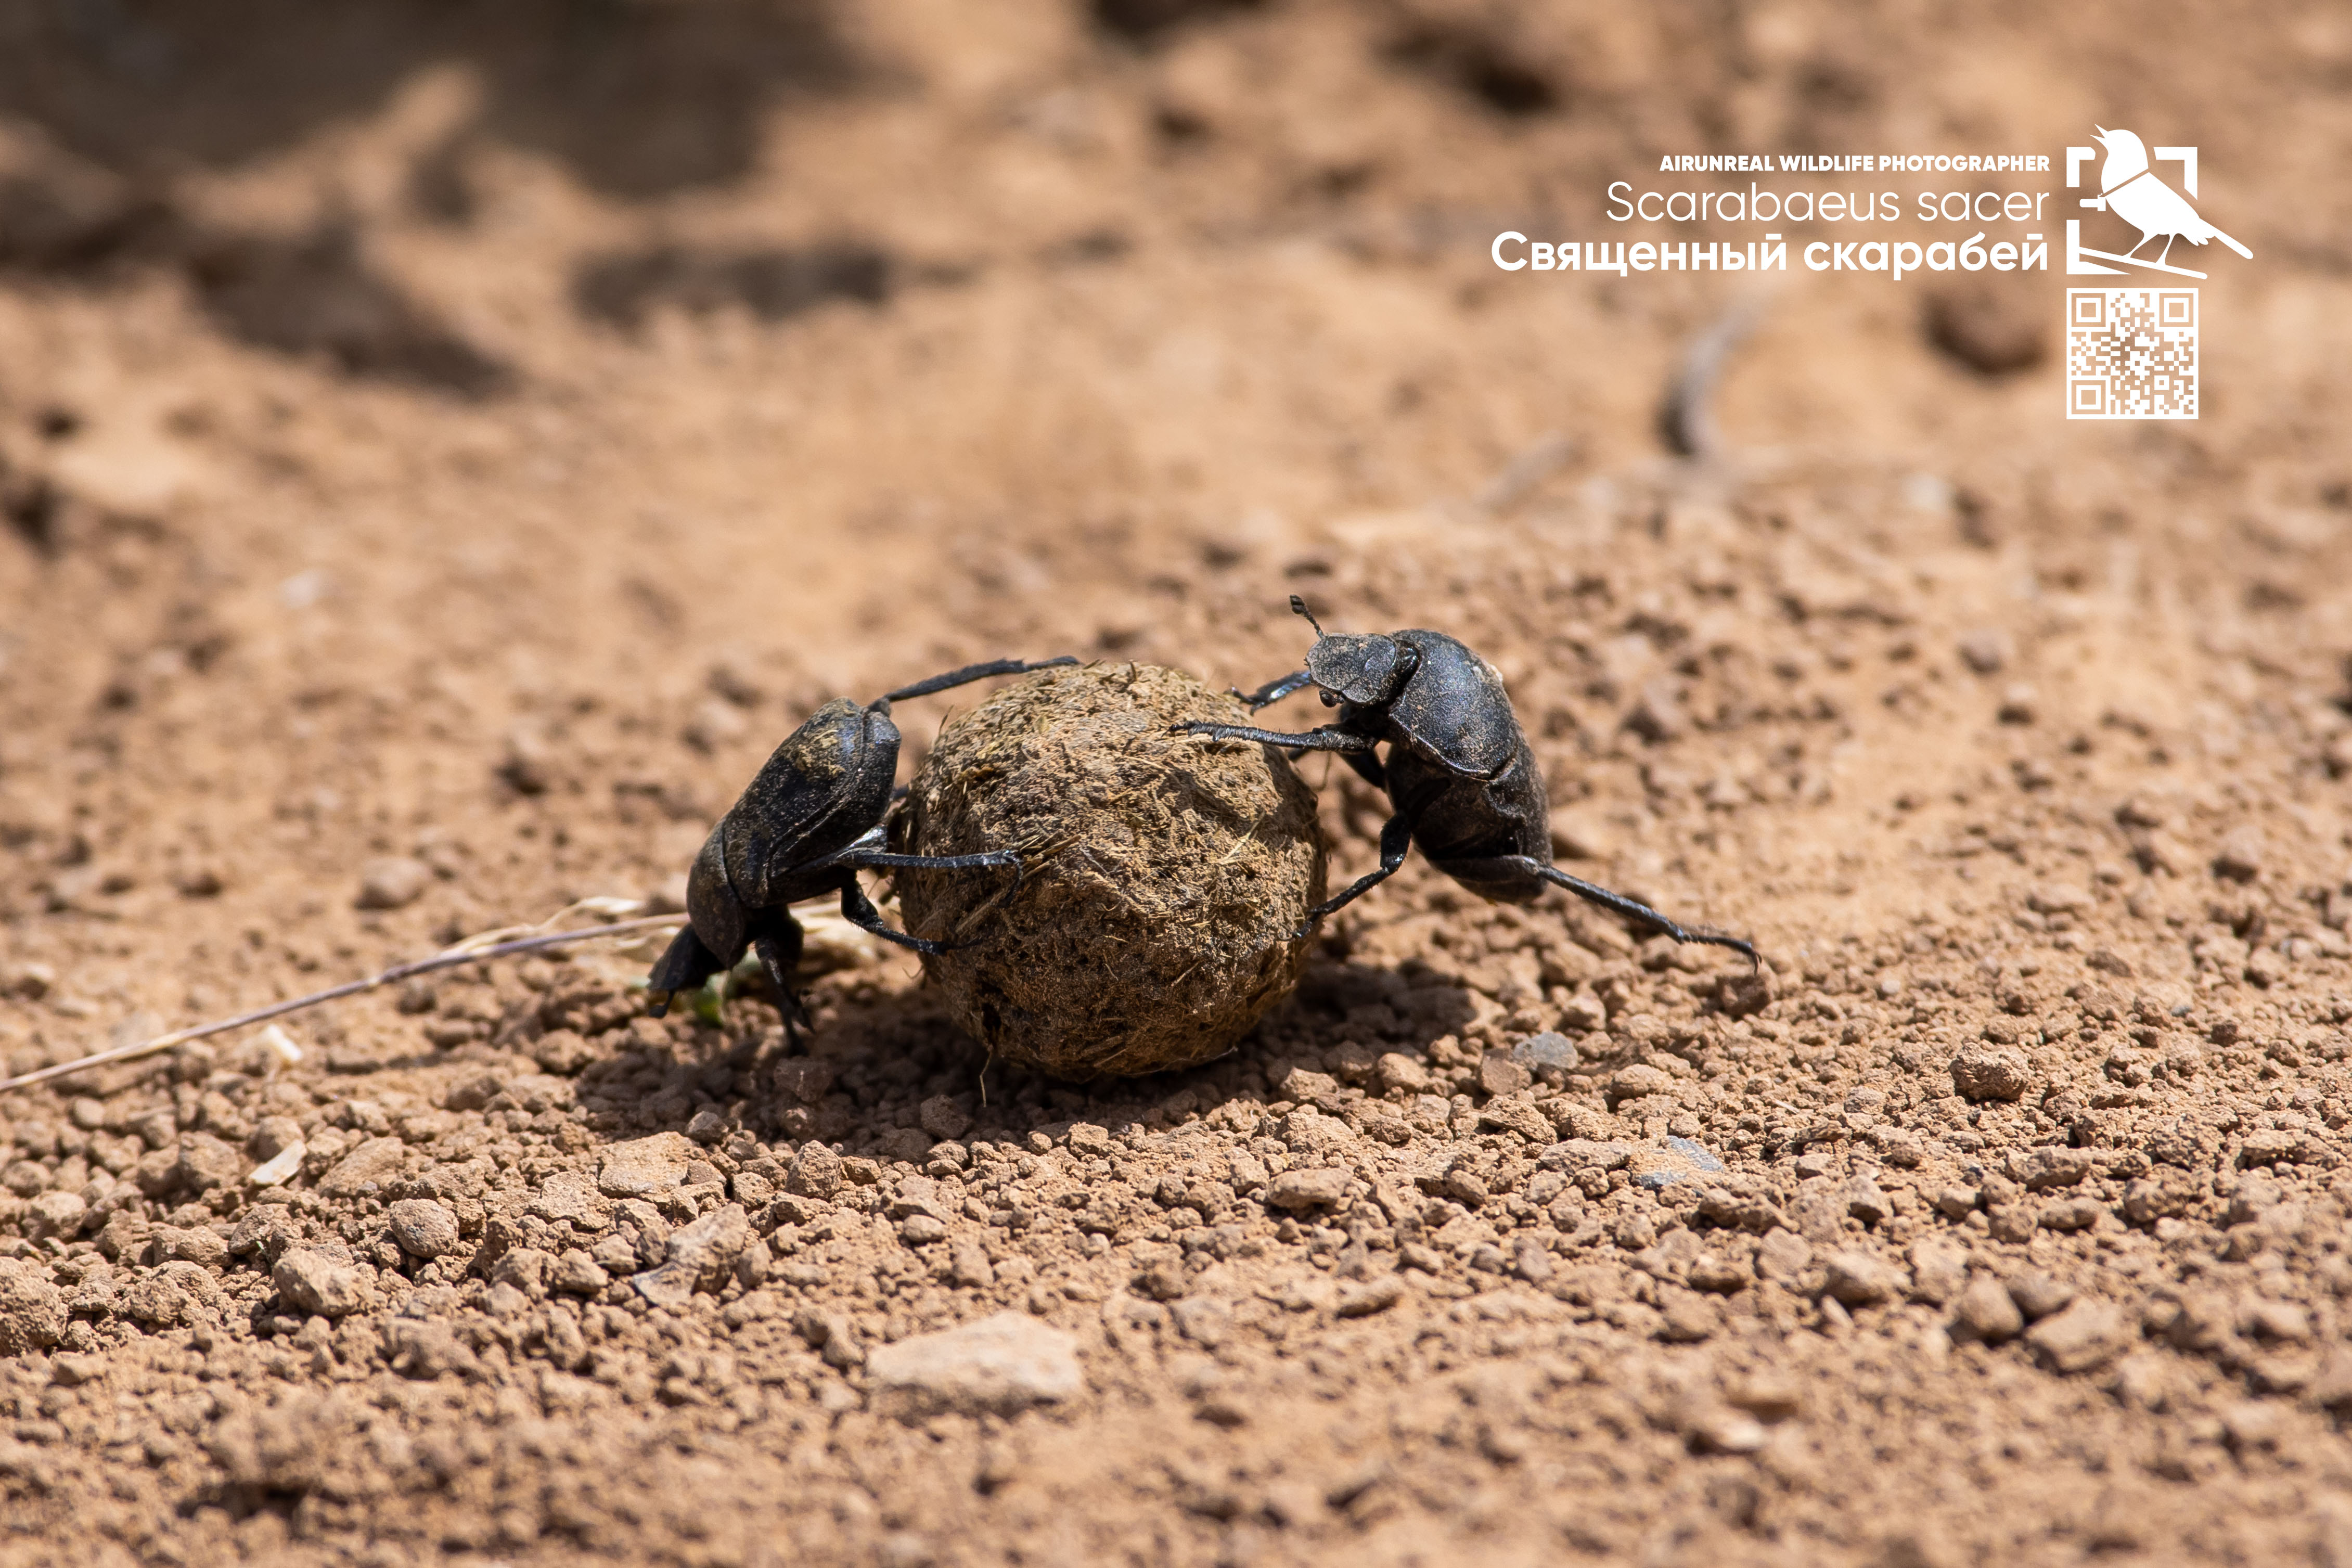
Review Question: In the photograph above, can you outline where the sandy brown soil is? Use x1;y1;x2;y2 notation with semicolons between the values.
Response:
4;2;2352;1564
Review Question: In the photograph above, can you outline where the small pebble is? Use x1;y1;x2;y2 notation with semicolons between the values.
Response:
1608;1064;1675;1106
2212;830;2265;884
1688;1251;1753;1295
919;1097;973;1141
1956;628;2009;674
2024;1297;2128;1373
553;1250;611;1296
1907;1238;1968;1305
272;1248;375;1318
1266;1168;1349;1211
1949;1276;2024;1343
1656;1290;1717;1343
1949;1045;2033;1103
864;1312;1083;1419
1557;993;1608;1033
1135;1259;1188;1301
2038;1198;2104;1233
2220;1400;2283;1450
1477;1053;1532;1097
1334;1277;1405;1318
355;856;432;911
2007;1273;2075;1323
2245;1301;2311;1343
1822;1250;1899;1308
1725;1371;1801;1422
1628;1137;1724;1191
1843;1175;1890;1226
1682;1402;1766;1454
947;1241;996;1290
1510;1031;1579;1079
787;1144;846;1201
0;1261;67;1354
1754;1229;1811;1281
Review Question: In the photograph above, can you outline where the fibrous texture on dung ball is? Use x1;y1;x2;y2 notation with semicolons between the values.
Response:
892;662;1326;1078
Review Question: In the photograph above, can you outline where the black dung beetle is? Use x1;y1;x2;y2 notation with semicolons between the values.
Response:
646;656;1077;1024
1178;597;1757;962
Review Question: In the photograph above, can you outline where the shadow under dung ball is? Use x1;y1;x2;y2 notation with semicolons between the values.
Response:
891;662;1326;1078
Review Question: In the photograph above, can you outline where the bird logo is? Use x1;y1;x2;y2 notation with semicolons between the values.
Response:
2070;127;2250;277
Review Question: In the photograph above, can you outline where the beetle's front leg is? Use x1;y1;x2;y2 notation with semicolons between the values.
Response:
812;830;1029;903
1231;669;1314;710
836;878;958;957
1175;721;1378;754
747;908;813;1044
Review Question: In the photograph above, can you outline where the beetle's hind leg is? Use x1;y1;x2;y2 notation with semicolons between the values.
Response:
1482;856;1758;966
645;925;728;1019
877;656;1078;709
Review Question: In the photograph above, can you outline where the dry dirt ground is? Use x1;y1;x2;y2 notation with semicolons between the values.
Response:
4;2;2352;1565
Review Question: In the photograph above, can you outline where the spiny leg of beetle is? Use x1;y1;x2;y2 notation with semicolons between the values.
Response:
1178;721;1378;754
748;909;811;1045
1496;857;1758;966
837;877;959;957
645;924;727;1019
878;656;1078;708
1233;669;1314;710
825;843;1026;903
1295;811;1418;938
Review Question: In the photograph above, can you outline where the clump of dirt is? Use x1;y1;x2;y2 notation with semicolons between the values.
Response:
893;662;1325;1077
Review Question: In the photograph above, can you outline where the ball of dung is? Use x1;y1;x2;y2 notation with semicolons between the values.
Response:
891;662;1326;1078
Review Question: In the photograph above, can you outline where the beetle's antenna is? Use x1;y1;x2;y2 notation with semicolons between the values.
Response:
1288;595;1325;639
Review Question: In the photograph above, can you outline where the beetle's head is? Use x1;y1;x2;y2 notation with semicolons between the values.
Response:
1292;595;1413;708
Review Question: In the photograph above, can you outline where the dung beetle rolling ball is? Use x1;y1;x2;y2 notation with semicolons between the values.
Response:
1179;596;1758;962
645;656;1076;1029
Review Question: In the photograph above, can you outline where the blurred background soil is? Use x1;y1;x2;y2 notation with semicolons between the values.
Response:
3;2;2352;1564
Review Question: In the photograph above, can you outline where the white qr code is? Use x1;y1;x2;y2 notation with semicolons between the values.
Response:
2066;288;2196;419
